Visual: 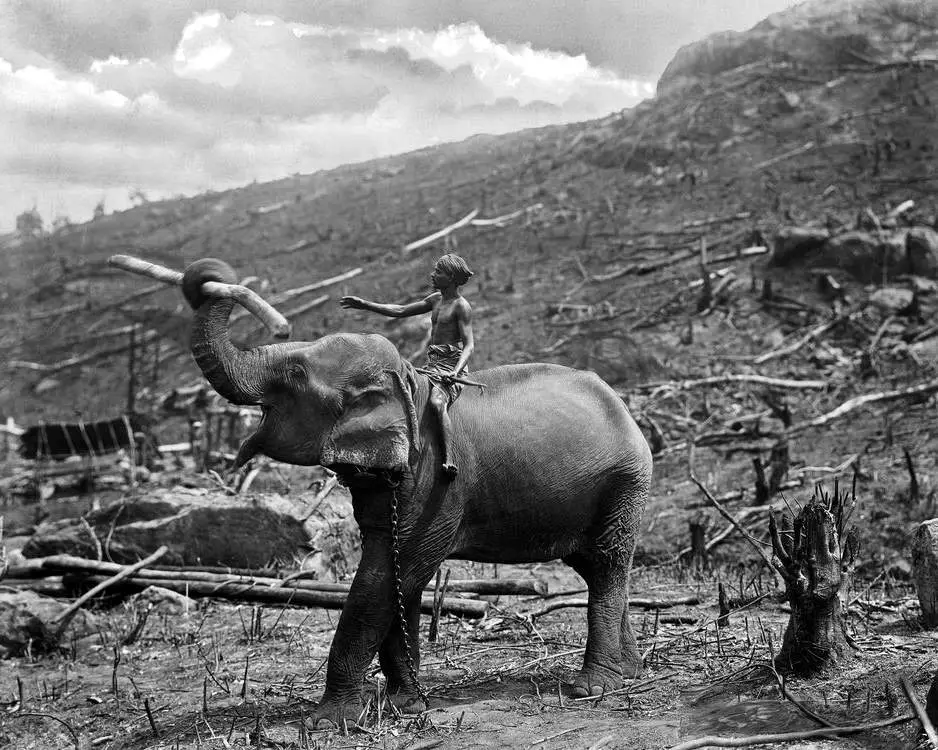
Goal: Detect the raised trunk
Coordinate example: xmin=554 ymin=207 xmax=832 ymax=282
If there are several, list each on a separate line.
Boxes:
xmin=190 ymin=298 xmax=268 ymax=405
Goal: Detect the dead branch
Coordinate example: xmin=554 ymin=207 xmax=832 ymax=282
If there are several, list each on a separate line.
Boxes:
xmin=529 ymin=595 xmax=700 ymax=619
xmin=668 ymin=715 xmax=912 ymax=750
xmin=591 ymin=246 xmax=766 ymax=284
xmin=54 ymin=545 xmax=168 ymax=634
xmin=402 ymin=209 xmax=480 ymax=254
xmin=60 ymin=572 xmax=488 ymax=617
xmin=753 ymin=316 xmax=847 ymax=365
xmin=10 ymin=329 xmax=163 ymax=374
xmin=689 ymin=446 xmax=781 ymax=577
xmin=637 ymin=374 xmax=829 ymax=393
xmin=682 ymin=212 xmax=753 ymax=230
xmin=753 ymin=141 xmax=816 ymax=171
xmin=469 ymin=203 xmax=542 ymax=228
xmin=37 ymin=555 xmax=544 ymax=597
xmin=265 ymin=268 xmax=362 ymax=306
xmin=786 ymin=379 xmax=938 ymax=435
xmin=901 ymin=677 xmax=938 ymax=750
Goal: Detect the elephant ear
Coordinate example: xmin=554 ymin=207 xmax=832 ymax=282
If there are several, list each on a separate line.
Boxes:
xmin=320 ymin=369 xmax=417 ymax=473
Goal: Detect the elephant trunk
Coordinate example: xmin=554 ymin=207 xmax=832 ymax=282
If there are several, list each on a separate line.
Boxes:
xmin=184 ymin=258 xmax=275 ymax=406
xmin=190 ymin=298 xmax=271 ymax=405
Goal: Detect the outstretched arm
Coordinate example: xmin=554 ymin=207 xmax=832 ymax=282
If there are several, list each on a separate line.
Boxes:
xmin=340 ymin=293 xmax=437 ymax=318
xmin=451 ymin=302 xmax=474 ymax=376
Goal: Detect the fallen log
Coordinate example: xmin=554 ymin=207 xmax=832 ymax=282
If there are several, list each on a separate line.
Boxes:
xmin=786 ymin=378 xmax=938 ymax=435
xmin=37 ymin=555 xmax=545 ymax=596
xmin=752 ymin=316 xmax=849 ymax=365
xmin=54 ymin=545 xmax=168 ymax=635
xmin=64 ymin=572 xmax=489 ymax=618
xmin=403 ymin=209 xmax=480 ymax=255
xmin=635 ymin=373 xmax=829 ymax=393
xmin=529 ymin=595 xmax=701 ymax=619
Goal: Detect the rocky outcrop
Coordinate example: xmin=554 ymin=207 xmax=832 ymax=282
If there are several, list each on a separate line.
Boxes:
xmin=770 ymin=226 xmax=938 ymax=283
xmin=0 ymin=591 xmax=97 ymax=658
xmin=658 ymin=0 xmax=938 ymax=95
xmin=21 ymin=485 xmax=360 ymax=580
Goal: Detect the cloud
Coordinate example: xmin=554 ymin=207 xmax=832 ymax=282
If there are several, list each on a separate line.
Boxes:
xmin=1 ymin=0 xmax=800 ymax=79
xmin=2 ymin=9 xmax=658 ymax=229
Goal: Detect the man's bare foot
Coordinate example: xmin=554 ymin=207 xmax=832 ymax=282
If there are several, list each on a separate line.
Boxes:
xmin=441 ymin=463 xmax=458 ymax=480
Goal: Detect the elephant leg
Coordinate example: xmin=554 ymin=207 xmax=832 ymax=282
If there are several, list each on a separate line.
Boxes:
xmin=562 ymin=551 xmax=629 ymax=697
xmin=619 ymin=559 xmax=642 ymax=679
xmin=429 ymin=387 xmax=457 ymax=478
xmin=309 ymin=532 xmax=399 ymax=729
xmin=377 ymin=590 xmax=426 ymax=713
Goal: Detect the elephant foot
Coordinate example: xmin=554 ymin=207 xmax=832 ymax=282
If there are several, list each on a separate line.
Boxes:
xmin=441 ymin=463 xmax=458 ymax=480
xmin=571 ymin=662 xmax=623 ymax=698
xmin=305 ymin=698 xmax=363 ymax=731
xmin=387 ymin=690 xmax=428 ymax=716
xmin=622 ymin=651 xmax=644 ymax=679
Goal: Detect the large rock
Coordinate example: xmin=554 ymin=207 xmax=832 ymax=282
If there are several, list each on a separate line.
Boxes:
xmin=771 ymin=227 xmax=938 ymax=283
xmin=770 ymin=227 xmax=830 ymax=267
xmin=22 ymin=486 xmax=361 ymax=580
xmin=657 ymin=0 xmax=924 ymax=95
xmin=821 ymin=231 xmax=908 ymax=283
xmin=869 ymin=287 xmax=915 ymax=315
xmin=0 ymin=591 xmax=97 ymax=658
xmin=911 ymin=520 xmax=938 ymax=627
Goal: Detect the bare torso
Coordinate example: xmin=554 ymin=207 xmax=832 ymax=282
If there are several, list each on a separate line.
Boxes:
xmin=428 ymin=293 xmax=468 ymax=347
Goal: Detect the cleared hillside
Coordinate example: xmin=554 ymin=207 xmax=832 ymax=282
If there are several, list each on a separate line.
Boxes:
xmin=1 ymin=0 xmax=936 ymax=431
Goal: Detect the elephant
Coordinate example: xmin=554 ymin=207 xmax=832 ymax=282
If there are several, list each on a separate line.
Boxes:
xmin=181 ymin=258 xmax=653 ymax=728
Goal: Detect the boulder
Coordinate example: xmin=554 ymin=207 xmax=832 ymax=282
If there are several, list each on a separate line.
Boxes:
xmin=22 ymin=485 xmax=361 ymax=580
xmin=131 ymin=585 xmax=199 ymax=614
xmin=911 ymin=520 xmax=938 ymax=627
xmin=906 ymin=227 xmax=938 ymax=278
xmin=770 ymin=227 xmax=830 ymax=267
xmin=819 ymin=230 xmax=907 ymax=283
xmin=868 ymin=287 xmax=915 ymax=315
xmin=0 ymin=591 xmax=97 ymax=658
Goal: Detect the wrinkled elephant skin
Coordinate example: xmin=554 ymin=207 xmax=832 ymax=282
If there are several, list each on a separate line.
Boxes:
xmin=182 ymin=259 xmax=653 ymax=726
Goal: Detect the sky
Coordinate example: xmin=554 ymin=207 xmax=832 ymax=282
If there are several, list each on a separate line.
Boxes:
xmin=0 ymin=0 xmax=798 ymax=231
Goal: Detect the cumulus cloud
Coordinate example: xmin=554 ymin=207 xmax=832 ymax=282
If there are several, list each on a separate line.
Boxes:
xmin=2 ymin=9 xmax=662 ymax=228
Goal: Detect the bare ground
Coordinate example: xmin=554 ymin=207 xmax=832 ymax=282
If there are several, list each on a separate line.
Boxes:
xmin=3 ymin=427 xmax=938 ymax=750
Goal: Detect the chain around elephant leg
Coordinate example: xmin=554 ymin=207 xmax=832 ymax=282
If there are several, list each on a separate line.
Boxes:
xmin=390 ymin=487 xmax=429 ymax=707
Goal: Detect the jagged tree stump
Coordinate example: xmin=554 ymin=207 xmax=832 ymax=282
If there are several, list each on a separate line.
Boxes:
xmin=769 ymin=481 xmax=858 ymax=675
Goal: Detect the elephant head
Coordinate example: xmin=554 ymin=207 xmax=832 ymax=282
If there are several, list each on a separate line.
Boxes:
xmin=182 ymin=259 xmax=419 ymax=473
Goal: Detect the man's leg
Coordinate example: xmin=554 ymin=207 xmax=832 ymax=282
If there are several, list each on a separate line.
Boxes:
xmin=429 ymin=385 xmax=457 ymax=479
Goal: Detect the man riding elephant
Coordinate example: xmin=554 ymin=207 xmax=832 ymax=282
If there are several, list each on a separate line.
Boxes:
xmin=341 ymin=252 xmax=475 ymax=479
xmin=169 ymin=257 xmax=654 ymax=729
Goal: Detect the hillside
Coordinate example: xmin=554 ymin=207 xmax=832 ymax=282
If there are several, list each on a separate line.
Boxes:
xmin=1 ymin=0 xmax=936 ymax=433
xmin=6 ymin=2 xmax=938 ymax=747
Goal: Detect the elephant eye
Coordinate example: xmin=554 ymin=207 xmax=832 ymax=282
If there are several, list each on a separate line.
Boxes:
xmin=287 ymin=363 xmax=306 ymax=381
xmin=349 ymin=389 xmax=386 ymax=409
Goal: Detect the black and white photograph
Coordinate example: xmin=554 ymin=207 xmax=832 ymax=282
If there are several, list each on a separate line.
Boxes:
xmin=2 ymin=0 xmax=938 ymax=747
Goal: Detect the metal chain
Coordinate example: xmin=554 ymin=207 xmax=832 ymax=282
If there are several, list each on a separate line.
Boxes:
xmin=389 ymin=486 xmax=429 ymax=707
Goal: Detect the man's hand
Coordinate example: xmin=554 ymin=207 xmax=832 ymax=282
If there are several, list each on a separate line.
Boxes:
xmin=340 ymin=296 xmax=364 ymax=309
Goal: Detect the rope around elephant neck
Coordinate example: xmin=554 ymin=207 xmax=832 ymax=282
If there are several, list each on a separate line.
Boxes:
xmin=390 ymin=486 xmax=429 ymax=708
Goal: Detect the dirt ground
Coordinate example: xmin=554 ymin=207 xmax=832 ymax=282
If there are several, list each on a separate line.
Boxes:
xmin=3 ymin=431 xmax=938 ymax=750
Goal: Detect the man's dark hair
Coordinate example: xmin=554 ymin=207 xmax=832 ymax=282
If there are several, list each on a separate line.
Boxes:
xmin=436 ymin=253 xmax=473 ymax=286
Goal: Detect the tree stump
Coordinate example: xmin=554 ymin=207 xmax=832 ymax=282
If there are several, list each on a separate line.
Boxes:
xmin=911 ymin=519 xmax=938 ymax=627
xmin=688 ymin=512 xmax=710 ymax=573
xmin=770 ymin=482 xmax=858 ymax=675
